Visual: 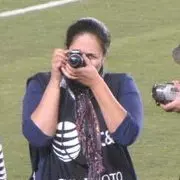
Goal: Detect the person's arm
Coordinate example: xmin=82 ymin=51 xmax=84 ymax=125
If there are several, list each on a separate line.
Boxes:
xmin=61 ymin=55 xmax=143 ymax=146
xmin=22 ymin=78 xmax=60 ymax=147
xmin=91 ymin=77 xmax=127 ymax=133
xmin=31 ymin=78 xmax=61 ymax=136
xmin=22 ymin=49 xmax=67 ymax=147
xmin=91 ymin=75 xmax=143 ymax=146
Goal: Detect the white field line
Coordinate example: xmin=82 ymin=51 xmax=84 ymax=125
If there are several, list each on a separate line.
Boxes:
xmin=0 ymin=0 xmax=79 ymax=18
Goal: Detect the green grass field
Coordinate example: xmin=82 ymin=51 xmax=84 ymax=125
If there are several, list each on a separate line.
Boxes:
xmin=0 ymin=0 xmax=180 ymax=179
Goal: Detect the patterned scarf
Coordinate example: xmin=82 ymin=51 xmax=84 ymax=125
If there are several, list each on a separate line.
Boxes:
xmin=74 ymin=89 xmax=104 ymax=179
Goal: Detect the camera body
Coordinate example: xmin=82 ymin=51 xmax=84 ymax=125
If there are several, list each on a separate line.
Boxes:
xmin=65 ymin=50 xmax=86 ymax=93
xmin=152 ymin=83 xmax=179 ymax=105
xmin=68 ymin=50 xmax=85 ymax=68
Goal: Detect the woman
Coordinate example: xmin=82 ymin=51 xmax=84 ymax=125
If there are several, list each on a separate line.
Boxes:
xmin=22 ymin=17 xmax=143 ymax=180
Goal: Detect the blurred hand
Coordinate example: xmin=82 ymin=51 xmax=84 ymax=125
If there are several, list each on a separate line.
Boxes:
xmin=172 ymin=80 xmax=180 ymax=90
xmin=61 ymin=54 xmax=102 ymax=88
xmin=160 ymin=96 xmax=180 ymax=112
xmin=51 ymin=49 xmax=68 ymax=82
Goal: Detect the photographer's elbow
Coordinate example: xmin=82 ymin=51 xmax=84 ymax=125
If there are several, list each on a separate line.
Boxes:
xmin=111 ymin=116 xmax=142 ymax=146
xmin=124 ymin=122 xmax=141 ymax=146
xmin=22 ymin=119 xmax=53 ymax=147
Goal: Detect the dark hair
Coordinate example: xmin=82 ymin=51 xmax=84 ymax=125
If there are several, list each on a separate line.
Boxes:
xmin=65 ymin=17 xmax=111 ymax=55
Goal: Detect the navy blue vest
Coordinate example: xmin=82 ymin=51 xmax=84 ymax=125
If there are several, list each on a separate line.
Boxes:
xmin=27 ymin=72 xmax=137 ymax=180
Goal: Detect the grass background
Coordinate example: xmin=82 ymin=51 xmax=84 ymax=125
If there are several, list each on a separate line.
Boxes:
xmin=0 ymin=0 xmax=180 ymax=179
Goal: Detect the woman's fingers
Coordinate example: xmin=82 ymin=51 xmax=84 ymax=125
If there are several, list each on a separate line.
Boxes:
xmin=61 ymin=67 xmax=78 ymax=80
xmin=52 ymin=49 xmax=68 ymax=69
xmin=51 ymin=49 xmax=69 ymax=81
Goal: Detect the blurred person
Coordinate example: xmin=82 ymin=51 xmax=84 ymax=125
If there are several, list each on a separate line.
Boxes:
xmin=22 ymin=17 xmax=143 ymax=180
xmin=0 ymin=142 xmax=7 ymax=180
xmin=160 ymin=45 xmax=180 ymax=112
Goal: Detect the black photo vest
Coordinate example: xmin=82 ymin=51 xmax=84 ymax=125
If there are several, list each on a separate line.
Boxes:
xmin=27 ymin=72 xmax=137 ymax=180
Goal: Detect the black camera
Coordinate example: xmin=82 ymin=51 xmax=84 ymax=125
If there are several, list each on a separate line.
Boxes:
xmin=152 ymin=83 xmax=179 ymax=105
xmin=67 ymin=50 xmax=85 ymax=68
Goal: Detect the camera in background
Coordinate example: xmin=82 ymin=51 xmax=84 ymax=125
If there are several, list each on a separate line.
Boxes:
xmin=152 ymin=83 xmax=180 ymax=105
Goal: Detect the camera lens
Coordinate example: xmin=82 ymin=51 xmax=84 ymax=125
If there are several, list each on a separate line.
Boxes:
xmin=68 ymin=50 xmax=84 ymax=68
xmin=69 ymin=54 xmax=83 ymax=68
xmin=152 ymin=84 xmax=166 ymax=104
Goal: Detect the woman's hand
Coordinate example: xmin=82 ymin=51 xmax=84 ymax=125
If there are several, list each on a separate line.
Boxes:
xmin=51 ymin=49 xmax=68 ymax=83
xmin=61 ymin=54 xmax=102 ymax=88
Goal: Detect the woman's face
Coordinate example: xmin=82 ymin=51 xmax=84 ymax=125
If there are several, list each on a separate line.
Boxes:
xmin=68 ymin=33 xmax=105 ymax=71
